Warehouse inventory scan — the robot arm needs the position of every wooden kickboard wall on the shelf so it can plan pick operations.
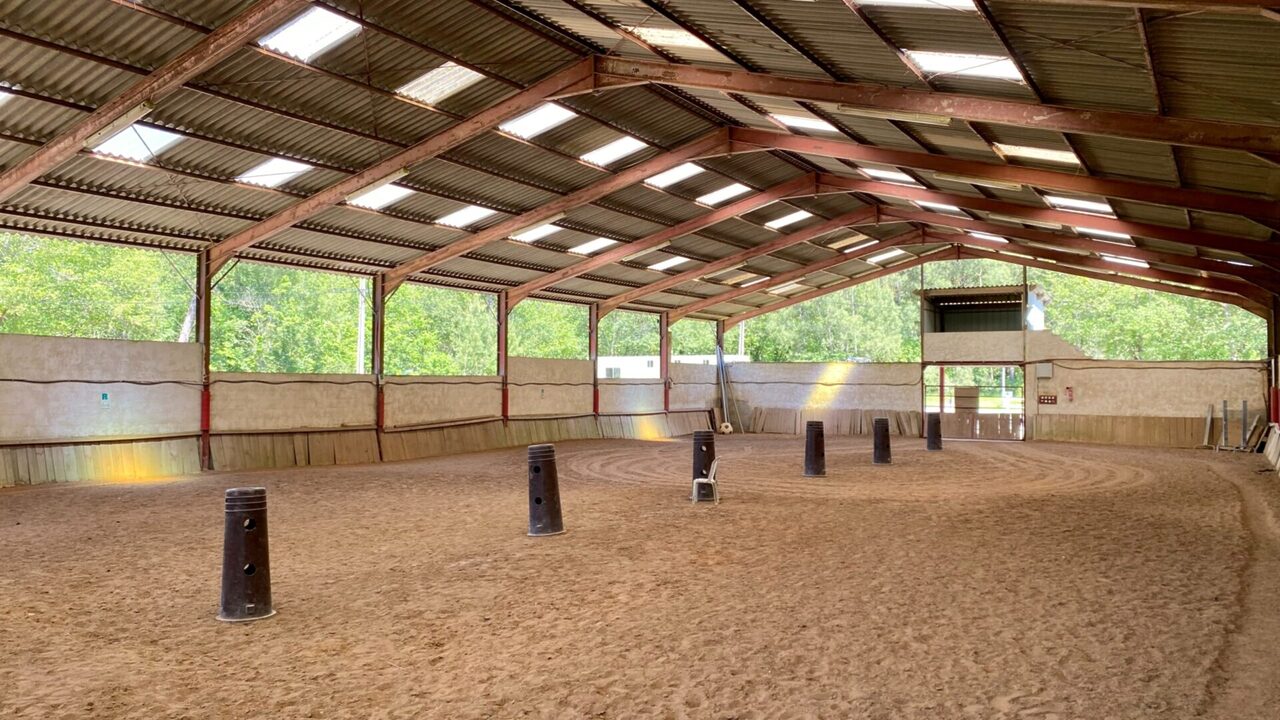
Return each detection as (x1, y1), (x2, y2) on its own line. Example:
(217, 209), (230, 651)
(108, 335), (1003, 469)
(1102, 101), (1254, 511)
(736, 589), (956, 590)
(210, 429), (380, 471)
(748, 408), (922, 437)
(1031, 414), (1251, 448)
(0, 436), (199, 486)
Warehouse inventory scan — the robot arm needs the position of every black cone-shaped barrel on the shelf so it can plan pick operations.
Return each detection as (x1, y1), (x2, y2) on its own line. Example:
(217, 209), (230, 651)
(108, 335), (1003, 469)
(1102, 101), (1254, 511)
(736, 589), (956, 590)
(527, 444), (564, 537)
(926, 412), (942, 451)
(218, 487), (275, 622)
(692, 430), (717, 501)
(804, 421), (826, 477)
(872, 417), (892, 465)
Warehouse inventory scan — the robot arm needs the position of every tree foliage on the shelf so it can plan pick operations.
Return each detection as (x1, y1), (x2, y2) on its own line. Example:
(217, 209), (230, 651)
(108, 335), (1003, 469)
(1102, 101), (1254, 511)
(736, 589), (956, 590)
(598, 309), (658, 356)
(672, 319), (716, 356)
(386, 284), (496, 375)
(509, 298), (587, 359)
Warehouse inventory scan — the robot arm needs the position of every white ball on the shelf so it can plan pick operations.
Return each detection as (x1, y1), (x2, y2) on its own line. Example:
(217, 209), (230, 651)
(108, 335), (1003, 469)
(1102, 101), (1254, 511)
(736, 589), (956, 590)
(718, 422), (735, 435)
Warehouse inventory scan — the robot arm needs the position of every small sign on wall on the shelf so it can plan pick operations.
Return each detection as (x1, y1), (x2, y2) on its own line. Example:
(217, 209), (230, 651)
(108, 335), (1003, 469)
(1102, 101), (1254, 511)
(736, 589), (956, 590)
(100, 392), (111, 409)
(1038, 394), (1057, 405)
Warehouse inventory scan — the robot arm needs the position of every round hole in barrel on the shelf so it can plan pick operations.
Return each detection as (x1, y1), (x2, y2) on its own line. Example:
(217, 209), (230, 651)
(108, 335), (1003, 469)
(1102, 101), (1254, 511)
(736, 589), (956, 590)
(242, 518), (256, 531)
(533, 465), (541, 474)
(243, 563), (256, 576)
(534, 497), (543, 505)
(700, 445), (707, 451)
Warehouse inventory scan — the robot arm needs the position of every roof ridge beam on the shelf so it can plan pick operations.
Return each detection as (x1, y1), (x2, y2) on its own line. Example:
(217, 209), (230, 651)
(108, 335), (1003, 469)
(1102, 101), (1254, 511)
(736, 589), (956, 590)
(506, 173), (817, 306)
(0, 0), (310, 205)
(590, 56), (1280, 156)
(380, 128), (731, 294)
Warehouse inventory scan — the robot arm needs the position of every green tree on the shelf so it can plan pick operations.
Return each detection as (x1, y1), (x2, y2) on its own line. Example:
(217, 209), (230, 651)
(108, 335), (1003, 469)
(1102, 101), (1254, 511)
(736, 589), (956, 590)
(508, 298), (588, 359)
(672, 319), (716, 356)
(385, 284), (496, 375)
(598, 310), (658, 356)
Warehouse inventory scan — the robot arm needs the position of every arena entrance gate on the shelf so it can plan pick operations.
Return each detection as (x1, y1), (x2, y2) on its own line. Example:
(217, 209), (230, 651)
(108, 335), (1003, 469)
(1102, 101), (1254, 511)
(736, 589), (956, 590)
(923, 364), (1025, 441)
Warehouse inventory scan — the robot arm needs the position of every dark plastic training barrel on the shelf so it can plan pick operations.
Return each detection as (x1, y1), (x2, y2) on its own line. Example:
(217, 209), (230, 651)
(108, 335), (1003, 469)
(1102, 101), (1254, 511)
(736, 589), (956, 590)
(872, 417), (892, 465)
(218, 487), (275, 622)
(527, 444), (565, 537)
(692, 430), (717, 501)
(926, 412), (942, 451)
(804, 420), (826, 477)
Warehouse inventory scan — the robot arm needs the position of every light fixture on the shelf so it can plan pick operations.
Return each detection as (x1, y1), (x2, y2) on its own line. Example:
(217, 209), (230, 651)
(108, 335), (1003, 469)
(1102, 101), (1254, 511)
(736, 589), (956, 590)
(843, 239), (880, 254)
(837, 105), (953, 127)
(988, 213), (1062, 230)
(770, 113), (837, 132)
(236, 157), (312, 188)
(867, 248), (907, 264)
(905, 51), (1023, 81)
(499, 103), (577, 139)
(861, 167), (920, 185)
(91, 124), (183, 162)
(259, 6), (360, 63)
(1046, 195), (1115, 216)
(967, 231), (1008, 244)
(511, 223), (561, 243)
(83, 102), (156, 147)
(581, 136), (647, 167)
(623, 26), (711, 50)
(569, 237), (618, 255)
(933, 173), (1023, 191)
(648, 256), (689, 271)
(397, 62), (485, 105)
(347, 183), (415, 210)
(992, 143), (1081, 166)
(765, 210), (813, 229)
(646, 162), (704, 189)
(436, 205), (498, 229)
(696, 183), (751, 206)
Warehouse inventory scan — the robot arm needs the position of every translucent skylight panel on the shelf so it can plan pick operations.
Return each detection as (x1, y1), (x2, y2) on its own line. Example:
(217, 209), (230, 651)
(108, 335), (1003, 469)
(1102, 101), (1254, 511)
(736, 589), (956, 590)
(740, 277), (769, 288)
(968, 231), (1008, 243)
(581, 136), (647, 167)
(397, 62), (485, 105)
(1102, 255), (1149, 269)
(917, 200), (964, 214)
(906, 51), (1022, 81)
(569, 237), (618, 255)
(697, 183), (751, 206)
(858, 0), (976, 8)
(770, 114), (837, 132)
(1046, 195), (1115, 216)
(769, 282), (805, 295)
(436, 205), (497, 228)
(237, 157), (312, 188)
(348, 183), (415, 210)
(993, 143), (1080, 166)
(0, 89), (12, 107)
(765, 210), (813, 229)
(91, 124), (183, 162)
(646, 163), (704, 188)
(512, 224), (561, 243)
(861, 167), (920, 185)
(843, 240), (880, 254)
(867, 248), (907, 264)
(624, 26), (711, 50)
(259, 7), (359, 63)
(647, 257), (689, 271)
(499, 103), (577, 139)
(1077, 227), (1132, 242)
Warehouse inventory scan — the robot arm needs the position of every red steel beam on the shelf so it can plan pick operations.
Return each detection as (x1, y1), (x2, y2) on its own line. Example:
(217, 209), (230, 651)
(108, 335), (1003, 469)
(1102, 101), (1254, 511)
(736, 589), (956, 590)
(381, 128), (731, 293)
(0, 0), (310, 204)
(730, 128), (1279, 222)
(600, 206), (879, 315)
(208, 57), (595, 272)
(817, 174), (1280, 259)
(670, 228), (923, 322)
(886, 208), (1280, 292)
(955, 247), (1268, 317)
(591, 56), (1280, 156)
(507, 174), (816, 305)
(945, 231), (1270, 306)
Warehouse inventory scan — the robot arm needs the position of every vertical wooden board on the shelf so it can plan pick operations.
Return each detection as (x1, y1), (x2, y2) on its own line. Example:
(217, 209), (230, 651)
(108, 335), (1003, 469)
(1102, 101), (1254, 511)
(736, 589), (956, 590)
(308, 432), (334, 466)
(0, 448), (12, 487)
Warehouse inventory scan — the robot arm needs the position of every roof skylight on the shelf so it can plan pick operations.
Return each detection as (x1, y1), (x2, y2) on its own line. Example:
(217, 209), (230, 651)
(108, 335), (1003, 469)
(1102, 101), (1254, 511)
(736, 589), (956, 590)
(1046, 195), (1115, 216)
(697, 183), (751, 206)
(91, 124), (183, 163)
(917, 200), (965, 215)
(512, 224), (561, 243)
(993, 143), (1081, 166)
(259, 7), (360, 63)
(397, 62), (484, 105)
(770, 282), (805, 295)
(436, 205), (497, 229)
(740, 277), (769, 288)
(236, 157), (312, 188)
(624, 26), (711, 50)
(1102, 255), (1149, 269)
(581, 136), (647, 167)
(867, 248), (907, 264)
(499, 103), (577, 139)
(906, 51), (1022, 81)
(646, 163), (704, 189)
(0, 89), (12, 107)
(1077, 227), (1133, 243)
(347, 183), (415, 210)
(770, 114), (837, 132)
(968, 231), (1008, 243)
(569, 237), (619, 255)
(765, 210), (813, 229)
(857, 0), (976, 8)
(843, 240), (880, 254)
(861, 167), (920, 185)
(647, 257), (689, 272)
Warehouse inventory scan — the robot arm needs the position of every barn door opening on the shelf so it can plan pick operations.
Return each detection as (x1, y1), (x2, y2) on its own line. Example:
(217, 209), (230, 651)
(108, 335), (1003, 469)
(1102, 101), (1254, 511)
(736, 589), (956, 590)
(923, 365), (1025, 440)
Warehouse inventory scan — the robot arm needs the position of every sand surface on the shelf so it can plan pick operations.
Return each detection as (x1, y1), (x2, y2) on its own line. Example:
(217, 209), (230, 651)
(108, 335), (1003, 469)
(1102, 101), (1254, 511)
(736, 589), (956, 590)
(2, 435), (1279, 719)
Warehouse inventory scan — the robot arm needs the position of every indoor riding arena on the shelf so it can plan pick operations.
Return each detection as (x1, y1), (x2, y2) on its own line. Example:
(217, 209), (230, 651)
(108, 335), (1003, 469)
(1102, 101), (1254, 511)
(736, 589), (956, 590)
(3, 1), (1280, 718)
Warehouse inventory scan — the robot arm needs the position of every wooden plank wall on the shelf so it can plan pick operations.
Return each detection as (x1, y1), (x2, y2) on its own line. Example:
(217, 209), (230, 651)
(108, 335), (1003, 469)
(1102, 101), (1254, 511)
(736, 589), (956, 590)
(1031, 413), (1251, 448)
(0, 437), (199, 486)
(748, 408), (922, 437)
(210, 430), (380, 471)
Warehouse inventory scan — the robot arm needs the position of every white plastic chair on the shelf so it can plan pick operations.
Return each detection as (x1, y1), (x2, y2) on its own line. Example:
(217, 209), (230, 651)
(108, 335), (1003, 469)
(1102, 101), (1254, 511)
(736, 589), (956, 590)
(691, 458), (720, 505)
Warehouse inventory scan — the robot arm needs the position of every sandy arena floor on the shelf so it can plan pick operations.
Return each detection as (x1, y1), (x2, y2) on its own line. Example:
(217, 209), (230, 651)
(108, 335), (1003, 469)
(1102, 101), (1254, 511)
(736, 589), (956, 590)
(3, 435), (1280, 719)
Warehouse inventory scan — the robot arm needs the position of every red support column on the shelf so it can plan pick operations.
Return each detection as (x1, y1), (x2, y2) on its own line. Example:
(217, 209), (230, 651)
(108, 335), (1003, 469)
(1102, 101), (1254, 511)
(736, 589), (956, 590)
(372, 275), (387, 454)
(660, 311), (671, 412)
(196, 250), (213, 471)
(589, 304), (600, 415)
(497, 291), (510, 423)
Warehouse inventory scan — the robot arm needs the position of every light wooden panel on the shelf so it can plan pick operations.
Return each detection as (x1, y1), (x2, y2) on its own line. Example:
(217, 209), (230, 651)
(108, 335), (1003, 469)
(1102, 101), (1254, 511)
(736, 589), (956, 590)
(0, 437), (199, 487)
